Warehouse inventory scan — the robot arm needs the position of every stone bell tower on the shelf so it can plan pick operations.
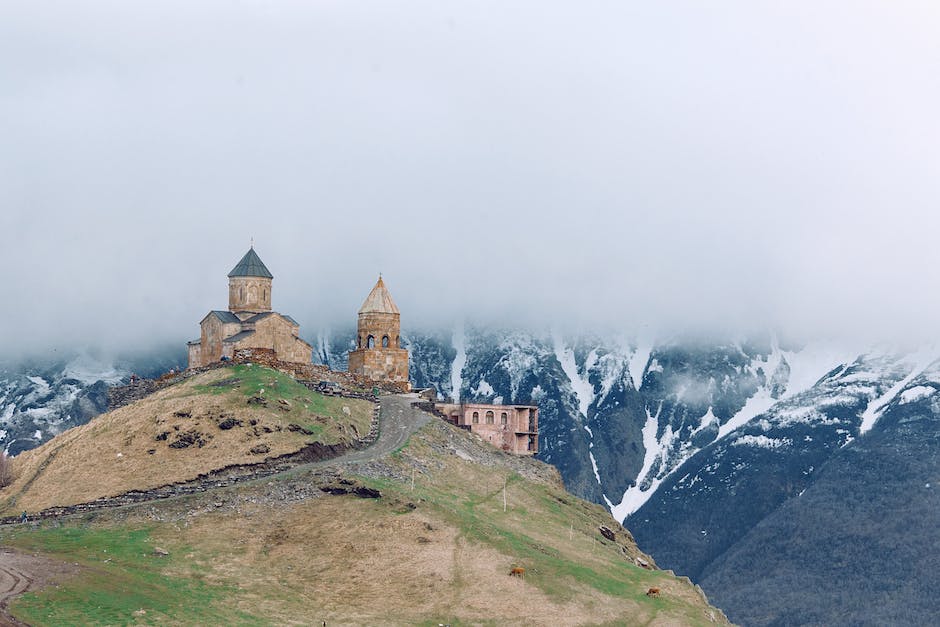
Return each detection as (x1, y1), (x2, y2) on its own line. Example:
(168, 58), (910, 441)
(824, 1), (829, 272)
(228, 247), (273, 317)
(348, 276), (410, 387)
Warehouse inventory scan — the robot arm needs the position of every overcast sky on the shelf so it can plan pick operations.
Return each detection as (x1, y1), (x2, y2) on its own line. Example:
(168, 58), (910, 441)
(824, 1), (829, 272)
(2, 2), (940, 355)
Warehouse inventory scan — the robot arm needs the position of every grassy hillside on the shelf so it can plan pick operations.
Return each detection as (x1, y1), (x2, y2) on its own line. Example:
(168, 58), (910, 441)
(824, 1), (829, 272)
(0, 365), (374, 514)
(0, 403), (728, 625)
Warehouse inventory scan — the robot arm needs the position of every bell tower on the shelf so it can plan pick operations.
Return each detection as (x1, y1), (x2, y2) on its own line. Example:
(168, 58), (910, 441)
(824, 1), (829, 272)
(227, 247), (273, 315)
(348, 276), (410, 388)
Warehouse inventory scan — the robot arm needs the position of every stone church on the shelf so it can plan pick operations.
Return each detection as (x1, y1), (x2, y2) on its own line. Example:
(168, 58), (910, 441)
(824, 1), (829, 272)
(348, 276), (410, 388)
(187, 248), (313, 369)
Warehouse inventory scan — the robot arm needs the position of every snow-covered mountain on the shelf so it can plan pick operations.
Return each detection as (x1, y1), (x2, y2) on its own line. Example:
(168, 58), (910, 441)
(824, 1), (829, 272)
(5, 328), (939, 624)
(0, 349), (184, 455)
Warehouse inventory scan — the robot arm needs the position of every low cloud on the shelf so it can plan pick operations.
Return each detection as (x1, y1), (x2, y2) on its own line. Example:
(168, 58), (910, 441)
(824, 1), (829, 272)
(3, 2), (940, 356)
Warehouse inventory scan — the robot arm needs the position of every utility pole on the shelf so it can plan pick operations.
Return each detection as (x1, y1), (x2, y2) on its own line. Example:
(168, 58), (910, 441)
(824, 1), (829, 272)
(503, 477), (507, 512)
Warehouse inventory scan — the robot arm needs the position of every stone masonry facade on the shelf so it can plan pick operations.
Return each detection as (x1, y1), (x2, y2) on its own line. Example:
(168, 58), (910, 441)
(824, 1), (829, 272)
(187, 248), (312, 369)
(348, 277), (410, 389)
(434, 402), (539, 455)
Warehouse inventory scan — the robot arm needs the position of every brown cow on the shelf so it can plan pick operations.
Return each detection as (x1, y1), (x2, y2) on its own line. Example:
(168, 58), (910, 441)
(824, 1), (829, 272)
(646, 587), (661, 598)
(509, 567), (525, 578)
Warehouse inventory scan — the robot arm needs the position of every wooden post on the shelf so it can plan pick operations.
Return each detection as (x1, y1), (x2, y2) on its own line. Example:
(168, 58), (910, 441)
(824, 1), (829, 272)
(503, 477), (507, 512)
(411, 467), (415, 491)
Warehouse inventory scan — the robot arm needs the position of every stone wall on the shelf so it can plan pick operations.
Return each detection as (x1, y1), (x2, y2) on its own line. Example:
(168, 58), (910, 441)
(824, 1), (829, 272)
(232, 348), (409, 393)
(348, 347), (410, 386)
(228, 276), (272, 313)
(233, 315), (312, 365)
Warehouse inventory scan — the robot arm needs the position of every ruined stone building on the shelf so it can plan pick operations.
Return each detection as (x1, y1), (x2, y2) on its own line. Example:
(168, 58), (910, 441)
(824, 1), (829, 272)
(434, 402), (539, 455)
(348, 276), (410, 388)
(187, 248), (312, 369)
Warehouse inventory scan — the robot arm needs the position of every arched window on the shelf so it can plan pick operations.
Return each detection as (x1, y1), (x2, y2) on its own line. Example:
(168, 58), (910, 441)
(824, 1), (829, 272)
(485, 410), (494, 424)
(395, 335), (400, 347)
(382, 335), (390, 348)
(263, 289), (267, 301)
(472, 411), (479, 424)
(501, 412), (508, 424)
(240, 287), (245, 301)
(367, 335), (375, 349)
(357, 335), (363, 349)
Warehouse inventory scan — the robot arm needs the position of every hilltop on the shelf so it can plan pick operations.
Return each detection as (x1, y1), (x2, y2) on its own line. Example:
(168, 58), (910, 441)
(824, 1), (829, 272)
(0, 365), (728, 625)
(1, 364), (376, 514)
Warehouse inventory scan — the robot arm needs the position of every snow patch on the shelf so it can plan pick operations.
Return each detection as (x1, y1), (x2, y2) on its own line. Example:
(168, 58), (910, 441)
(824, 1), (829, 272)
(899, 385), (935, 404)
(588, 452), (602, 484)
(733, 434), (791, 449)
(450, 323), (467, 402)
(26, 376), (50, 395)
(552, 332), (595, 418)
(472, 379), (495, 397)
(609, 406), (672, 521)
(861, 347), (938, 434)
(628, 340), (653, 391)
(33, 430), (42, 440)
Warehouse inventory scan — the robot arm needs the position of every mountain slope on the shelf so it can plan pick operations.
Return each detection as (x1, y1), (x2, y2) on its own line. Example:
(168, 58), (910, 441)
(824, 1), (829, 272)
(0, 376), (729, 626)
(696, 362), (940, 626)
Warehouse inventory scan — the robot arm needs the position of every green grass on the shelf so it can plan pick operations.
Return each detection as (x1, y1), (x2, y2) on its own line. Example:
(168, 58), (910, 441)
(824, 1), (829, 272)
(1, 524), (265, 626)
(191, 364), (305, 401)
(189, 364), (373, 440)
(354, 432), (718, 626)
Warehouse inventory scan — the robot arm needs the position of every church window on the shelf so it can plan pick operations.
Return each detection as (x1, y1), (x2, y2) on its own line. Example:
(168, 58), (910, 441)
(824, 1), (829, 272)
(367, 335), (375, 349)
(501, 412), (508, 424)
(485, 410), (494, 424)
(472, 411), (479, 424)
(382, 335), (390, 348)
(394, 335), (400, 347)
(358, 335), (363, 349)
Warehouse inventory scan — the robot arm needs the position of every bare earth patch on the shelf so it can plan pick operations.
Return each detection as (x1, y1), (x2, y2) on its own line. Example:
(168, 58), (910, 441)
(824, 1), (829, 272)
(0, 548), (80, 626)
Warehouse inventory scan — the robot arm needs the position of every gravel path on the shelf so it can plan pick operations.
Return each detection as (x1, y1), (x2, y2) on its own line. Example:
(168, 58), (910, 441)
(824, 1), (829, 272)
(330, 394), (431, 465)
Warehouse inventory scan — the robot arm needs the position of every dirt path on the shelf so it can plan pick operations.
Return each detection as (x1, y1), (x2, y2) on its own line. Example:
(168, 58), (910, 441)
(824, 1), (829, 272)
(328, 394), (432, 465)
(0, 550), (80, 626)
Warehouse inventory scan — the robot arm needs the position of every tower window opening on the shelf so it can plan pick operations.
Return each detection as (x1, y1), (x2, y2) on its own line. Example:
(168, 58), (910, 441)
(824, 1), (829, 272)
(472, 411), (479, 424)
(382, 335), (390, 348)
(501, 412), (508, 424)
(367, 335), (375, 349)
(485, 410), (494, 424)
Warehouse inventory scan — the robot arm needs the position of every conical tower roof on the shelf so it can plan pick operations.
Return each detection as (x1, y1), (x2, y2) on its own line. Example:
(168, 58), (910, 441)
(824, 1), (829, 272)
(228, 247), (273, 279)
(359, 276), (400, 314)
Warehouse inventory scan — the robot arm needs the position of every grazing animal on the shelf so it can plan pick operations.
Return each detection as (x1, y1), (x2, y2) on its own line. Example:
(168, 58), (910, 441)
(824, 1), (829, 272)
(646, 587), (661, 598)
(509, 567), (526, 578)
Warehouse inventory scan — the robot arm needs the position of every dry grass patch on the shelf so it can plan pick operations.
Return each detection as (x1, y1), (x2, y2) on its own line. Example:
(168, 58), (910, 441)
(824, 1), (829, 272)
(0, 365), (373, 514)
